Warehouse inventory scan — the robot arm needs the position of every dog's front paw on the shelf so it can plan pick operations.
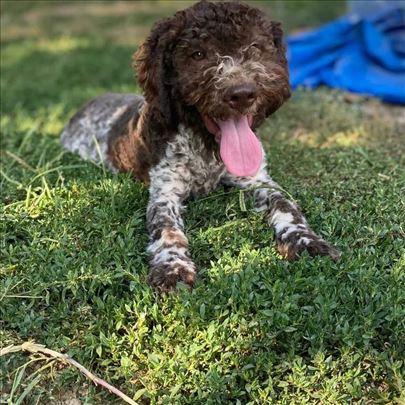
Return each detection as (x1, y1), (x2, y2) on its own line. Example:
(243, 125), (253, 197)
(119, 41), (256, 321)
(277, 230), (340, 262)
(148, 261), (196, 293)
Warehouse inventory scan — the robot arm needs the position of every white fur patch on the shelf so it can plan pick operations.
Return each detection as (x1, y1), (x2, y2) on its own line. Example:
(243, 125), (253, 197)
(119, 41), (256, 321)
(299, 237), (312, 246)
(272, 211), (295, 234)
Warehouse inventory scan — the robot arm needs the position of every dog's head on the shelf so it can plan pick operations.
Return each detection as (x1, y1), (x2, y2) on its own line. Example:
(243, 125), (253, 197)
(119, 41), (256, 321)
(134, 1), (291, 175)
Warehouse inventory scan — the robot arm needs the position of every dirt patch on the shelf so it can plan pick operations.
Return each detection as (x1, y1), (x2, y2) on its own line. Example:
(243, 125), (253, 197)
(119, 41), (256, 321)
(51, 391), (82, 405)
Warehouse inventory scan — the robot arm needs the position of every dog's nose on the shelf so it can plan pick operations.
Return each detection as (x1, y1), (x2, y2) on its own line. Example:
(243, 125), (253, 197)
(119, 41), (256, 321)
(224, 84), (257, 110)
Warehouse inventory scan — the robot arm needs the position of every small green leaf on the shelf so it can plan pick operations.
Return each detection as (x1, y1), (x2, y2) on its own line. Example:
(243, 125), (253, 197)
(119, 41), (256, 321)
(134, 388), (147, 400)
(148, 353), (160, 364)
(200, 303), (206, 318)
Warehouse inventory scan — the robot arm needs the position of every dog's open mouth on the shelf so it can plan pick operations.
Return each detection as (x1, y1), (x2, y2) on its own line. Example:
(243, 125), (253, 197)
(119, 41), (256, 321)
(203, 114), (262, 177)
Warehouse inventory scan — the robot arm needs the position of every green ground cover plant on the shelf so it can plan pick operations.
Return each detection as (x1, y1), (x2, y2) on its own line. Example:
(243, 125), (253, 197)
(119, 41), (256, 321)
(1, 1), (404, 403)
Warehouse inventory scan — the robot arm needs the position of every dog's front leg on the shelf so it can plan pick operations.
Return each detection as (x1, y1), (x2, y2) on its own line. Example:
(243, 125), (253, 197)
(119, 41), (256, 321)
(222, 164), (340, 261)
(146, 169), (195, 292)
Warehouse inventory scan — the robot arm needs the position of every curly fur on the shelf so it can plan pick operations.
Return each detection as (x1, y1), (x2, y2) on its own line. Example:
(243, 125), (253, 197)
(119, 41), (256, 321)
(61, 1), (339, 292)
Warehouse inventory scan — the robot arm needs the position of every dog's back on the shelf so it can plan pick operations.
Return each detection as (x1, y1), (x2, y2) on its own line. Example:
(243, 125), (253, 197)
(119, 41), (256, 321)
(61, 93), (144, 172)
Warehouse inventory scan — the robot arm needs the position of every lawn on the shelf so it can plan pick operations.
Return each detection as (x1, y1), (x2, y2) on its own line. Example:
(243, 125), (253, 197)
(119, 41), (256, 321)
(1, 1), (404, 404)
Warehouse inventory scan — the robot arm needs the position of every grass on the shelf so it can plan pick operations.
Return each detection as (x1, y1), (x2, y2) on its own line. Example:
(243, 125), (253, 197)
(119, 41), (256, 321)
(1, 1), (405, 404)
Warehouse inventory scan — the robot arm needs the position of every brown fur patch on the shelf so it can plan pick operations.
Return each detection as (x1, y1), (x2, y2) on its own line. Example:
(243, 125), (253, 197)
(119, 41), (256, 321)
(277, 237), (340, 262)
(148, 263), (196, 293)
(161, 227), (189, 248)
(107, 104), (152, 183)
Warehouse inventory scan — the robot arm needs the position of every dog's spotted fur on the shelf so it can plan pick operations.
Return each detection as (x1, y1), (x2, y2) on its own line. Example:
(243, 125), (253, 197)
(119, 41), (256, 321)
(61, 1), (339, 292)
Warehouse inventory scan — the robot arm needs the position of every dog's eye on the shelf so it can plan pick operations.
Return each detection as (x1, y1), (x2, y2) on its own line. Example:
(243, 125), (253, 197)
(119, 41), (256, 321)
(251, 43), (261, 50)
(191, 51), (205, 61)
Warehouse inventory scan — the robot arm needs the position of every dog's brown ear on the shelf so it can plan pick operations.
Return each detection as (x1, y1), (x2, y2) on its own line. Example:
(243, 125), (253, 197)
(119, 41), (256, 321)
(133, 12), (185, 129)
(263, 19), (291, 115)
(270, 21), (288, 66)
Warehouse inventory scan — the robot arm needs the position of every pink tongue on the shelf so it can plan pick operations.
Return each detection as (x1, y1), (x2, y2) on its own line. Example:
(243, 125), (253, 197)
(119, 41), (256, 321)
(218, 115), (263, 177)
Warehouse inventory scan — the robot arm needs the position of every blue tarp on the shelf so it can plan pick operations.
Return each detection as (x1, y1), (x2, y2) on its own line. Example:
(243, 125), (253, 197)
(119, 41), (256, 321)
(287, 5), (405, 104)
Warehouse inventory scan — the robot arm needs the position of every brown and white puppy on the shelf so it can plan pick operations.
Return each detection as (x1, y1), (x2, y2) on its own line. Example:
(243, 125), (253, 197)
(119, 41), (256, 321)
(61, 1), (339, 292)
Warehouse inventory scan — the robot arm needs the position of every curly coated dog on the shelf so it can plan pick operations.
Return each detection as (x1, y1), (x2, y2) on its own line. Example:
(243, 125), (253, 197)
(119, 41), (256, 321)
(61, 1), (339, 292)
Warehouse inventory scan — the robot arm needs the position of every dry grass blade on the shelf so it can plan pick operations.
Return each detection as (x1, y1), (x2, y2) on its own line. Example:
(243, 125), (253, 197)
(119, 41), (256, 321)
(5, 150), (36, 171)
(1, 342), (140, 405)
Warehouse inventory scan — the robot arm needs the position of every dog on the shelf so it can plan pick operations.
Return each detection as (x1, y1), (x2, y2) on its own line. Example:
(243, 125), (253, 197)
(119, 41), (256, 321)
(61, 1), (339, 292)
